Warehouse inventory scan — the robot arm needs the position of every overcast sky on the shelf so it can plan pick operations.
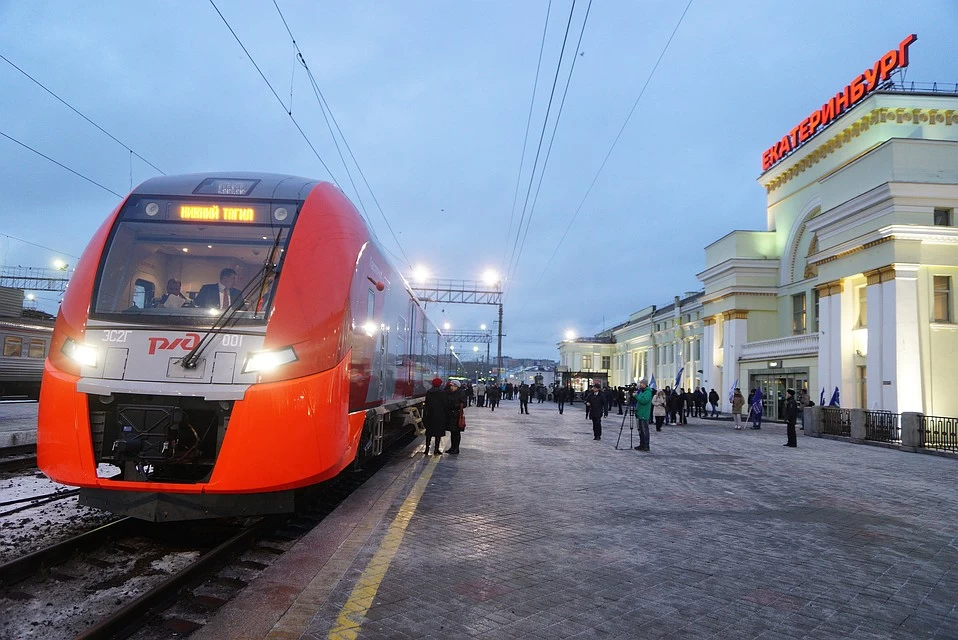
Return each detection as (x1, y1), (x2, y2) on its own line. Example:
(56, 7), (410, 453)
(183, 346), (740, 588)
(1, 1), (955, 359)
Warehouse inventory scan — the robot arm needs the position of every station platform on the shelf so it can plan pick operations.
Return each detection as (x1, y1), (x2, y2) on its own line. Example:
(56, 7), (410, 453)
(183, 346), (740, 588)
(0, 401), (38, 448)
(192, 399), (957, 639)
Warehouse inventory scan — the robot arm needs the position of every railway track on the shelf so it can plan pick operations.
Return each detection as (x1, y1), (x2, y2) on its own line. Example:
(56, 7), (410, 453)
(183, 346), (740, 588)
(0, 444), (37, 472)
(0, 434), (411, 639)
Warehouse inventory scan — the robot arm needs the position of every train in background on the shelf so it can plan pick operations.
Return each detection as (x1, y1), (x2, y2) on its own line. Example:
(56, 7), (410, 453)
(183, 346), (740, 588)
(0, 315), (54, 400)
(38, 173), (448, 521)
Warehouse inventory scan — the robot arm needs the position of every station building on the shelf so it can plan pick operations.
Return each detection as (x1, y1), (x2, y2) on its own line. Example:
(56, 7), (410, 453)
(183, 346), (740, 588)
(560, 37), (958, 419)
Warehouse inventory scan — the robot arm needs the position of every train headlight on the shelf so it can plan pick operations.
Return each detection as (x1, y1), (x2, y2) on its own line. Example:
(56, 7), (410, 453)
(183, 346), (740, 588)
(62, 338), (98, 368)
(242, 346), (298, 374)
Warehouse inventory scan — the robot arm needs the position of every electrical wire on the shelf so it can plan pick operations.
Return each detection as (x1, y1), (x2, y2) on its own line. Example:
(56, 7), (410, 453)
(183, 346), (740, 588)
(0, 52), (166, 176)
(524, 0), (694, 299)
(502, 0), (553, 269)
(272, 0), (412, 268)
(509, 0), (592, 284)
(505, 0), (579, 283)
(0, 129), (123, 198)
(208, 0), (339, 185)
(0, 234), (80, 259)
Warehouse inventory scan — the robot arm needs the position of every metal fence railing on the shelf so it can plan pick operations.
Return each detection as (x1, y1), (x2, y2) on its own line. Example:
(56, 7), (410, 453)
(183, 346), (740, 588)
(864, 410), (901, 444)
(920, 415), (958, 454)
(822, 408), (851, 437)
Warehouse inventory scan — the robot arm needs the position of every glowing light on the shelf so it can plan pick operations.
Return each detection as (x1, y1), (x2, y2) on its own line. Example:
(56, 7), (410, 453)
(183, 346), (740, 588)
(565, 329), (576, 341)
(413, 265), (429, 283)
(473, 346), (479, 352)
(482, 269), (499, 285)
(480, 324), (487, 330)
(182, 247), (189, 252)
(363, 321), (377, 337)
(443, 322), (451, 331)
(52, 259), (67, 270)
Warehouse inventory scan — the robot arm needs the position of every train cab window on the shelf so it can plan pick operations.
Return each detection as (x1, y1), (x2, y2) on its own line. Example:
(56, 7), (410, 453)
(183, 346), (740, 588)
(28, 339), (46, 358)
(3, 336), (23, 357)
(91, 198), (298, 326)
(367, 289), (375, 321)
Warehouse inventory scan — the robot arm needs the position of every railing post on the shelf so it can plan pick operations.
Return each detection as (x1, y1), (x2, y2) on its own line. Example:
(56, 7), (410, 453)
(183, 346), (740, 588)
(850, 409), (866, 443)
(900, 412), (922, 452)
(804, 406), (822, 437)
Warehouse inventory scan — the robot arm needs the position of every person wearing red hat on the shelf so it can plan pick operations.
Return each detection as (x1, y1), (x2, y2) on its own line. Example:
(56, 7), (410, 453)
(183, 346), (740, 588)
(422, 377), (448, 455)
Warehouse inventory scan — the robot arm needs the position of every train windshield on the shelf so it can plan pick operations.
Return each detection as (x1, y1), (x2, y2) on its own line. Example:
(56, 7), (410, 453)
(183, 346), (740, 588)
(91, 197), (299, 326)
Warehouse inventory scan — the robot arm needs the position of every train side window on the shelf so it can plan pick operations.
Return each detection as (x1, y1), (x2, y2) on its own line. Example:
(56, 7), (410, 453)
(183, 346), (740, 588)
(28, 339), (46, 358)
(3, 336), (23, 357)
(133, 279), (156, 309)
(366, 288), (375, 321)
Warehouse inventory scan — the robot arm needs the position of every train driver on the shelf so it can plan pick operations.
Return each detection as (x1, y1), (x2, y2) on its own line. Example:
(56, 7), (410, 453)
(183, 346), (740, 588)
(154, 278), (188, 308)
(194, 268), (244, 310)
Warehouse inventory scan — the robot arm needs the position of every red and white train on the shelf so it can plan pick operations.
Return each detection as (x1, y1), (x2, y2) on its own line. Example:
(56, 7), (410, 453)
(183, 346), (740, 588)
(39, 173), (445, 520)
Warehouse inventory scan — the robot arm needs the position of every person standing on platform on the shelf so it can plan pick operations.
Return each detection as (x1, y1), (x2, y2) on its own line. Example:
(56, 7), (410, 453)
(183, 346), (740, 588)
(518, 381), (531, 414)
(422, 378), (448, 455)
(652, 388), (667, 432)
(708, 388), (720, 417)
(633, 378), (653, 451)
(784, 389), (799, 447)
(616, 387), (626, 415)
(567, 385), (575, 406)
(475, 381), (486, 408)
(445, 380), (465, 454)
(487, 383), (500, 411)
(556, 385), (566, 415)
(732, 388), (745, 430)
(586, 383), (603, 440)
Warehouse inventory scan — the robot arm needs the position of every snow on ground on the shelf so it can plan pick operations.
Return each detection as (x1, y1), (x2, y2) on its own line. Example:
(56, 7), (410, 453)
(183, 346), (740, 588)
(0, 470), (114, 563)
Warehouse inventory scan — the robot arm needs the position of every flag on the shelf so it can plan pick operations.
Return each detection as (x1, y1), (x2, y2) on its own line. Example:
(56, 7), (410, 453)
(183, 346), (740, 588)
(829, 386), (840, 407)
(749, 387), (764, 425)
(672, 367), (684, 395)
(820, 387), (825, 407)
(728, 377), (739, 404)
(649, 374), (656, 389)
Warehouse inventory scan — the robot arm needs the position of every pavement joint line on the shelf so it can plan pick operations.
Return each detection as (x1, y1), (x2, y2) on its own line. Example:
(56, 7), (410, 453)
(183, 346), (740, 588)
(321, 454), (440, 640)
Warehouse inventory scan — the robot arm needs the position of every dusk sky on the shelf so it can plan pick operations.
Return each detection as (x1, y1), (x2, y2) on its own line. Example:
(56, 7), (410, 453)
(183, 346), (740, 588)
(1, 1), (955, 360)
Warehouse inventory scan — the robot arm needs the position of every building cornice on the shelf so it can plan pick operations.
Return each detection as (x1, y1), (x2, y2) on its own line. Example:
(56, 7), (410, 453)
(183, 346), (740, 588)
(809, 224), (958, 267)
(760, 106), (958, 193)
(697, 258), (780, 284)
(700, 288), (779, 305)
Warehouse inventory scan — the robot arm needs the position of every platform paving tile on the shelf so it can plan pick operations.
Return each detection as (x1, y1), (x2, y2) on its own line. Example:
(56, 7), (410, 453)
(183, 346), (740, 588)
(293, 402), (958, 639)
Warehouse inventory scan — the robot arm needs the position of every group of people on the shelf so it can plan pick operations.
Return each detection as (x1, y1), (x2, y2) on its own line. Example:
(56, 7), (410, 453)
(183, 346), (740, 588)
(151, 268), (246, 310)
(421, 378), (467, 455)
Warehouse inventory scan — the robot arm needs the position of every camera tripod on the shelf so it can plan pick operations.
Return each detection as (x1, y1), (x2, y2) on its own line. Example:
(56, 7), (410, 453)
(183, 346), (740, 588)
(614, 405), (635, 450)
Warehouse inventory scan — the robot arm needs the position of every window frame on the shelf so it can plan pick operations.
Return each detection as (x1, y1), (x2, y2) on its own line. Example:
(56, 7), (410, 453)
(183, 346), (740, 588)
(601, 355), (611, 370)
(933, 275), (952, 323)
(792, 292), (807, 335)
(933, 208), (952, 226)
(3, 336), (23, 357)
(28, 339), (46, 358)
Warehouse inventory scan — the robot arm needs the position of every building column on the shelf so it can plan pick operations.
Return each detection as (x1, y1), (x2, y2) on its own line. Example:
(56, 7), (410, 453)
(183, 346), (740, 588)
(625, 351), (634, 386)
(838, 281), (856, 408)
(865, 270), (884, 410)
(702, 317), (716, 392)
(882, 265), (922, 412)
(723, 310), (748, 397)
(816, 283), (833, 403)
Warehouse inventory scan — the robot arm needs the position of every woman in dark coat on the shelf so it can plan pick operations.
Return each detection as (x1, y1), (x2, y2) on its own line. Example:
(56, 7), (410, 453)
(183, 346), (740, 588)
(445, 380), (466, 454)
(422, 377), (449, 455)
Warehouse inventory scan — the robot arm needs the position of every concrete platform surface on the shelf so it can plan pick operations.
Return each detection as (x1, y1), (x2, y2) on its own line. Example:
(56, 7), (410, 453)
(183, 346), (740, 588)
(199, 398), (958, 639)
(0, 401), (38, 448)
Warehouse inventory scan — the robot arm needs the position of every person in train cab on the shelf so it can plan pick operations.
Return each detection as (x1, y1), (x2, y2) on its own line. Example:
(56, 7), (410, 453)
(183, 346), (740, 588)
(585, 383), (603, 440)
(518, 381), (530, 414)
(445, 380), (466, 454)
(422, 377), (449, 455)
(154, 278), (187, 308)
(194, 267), (244, 310)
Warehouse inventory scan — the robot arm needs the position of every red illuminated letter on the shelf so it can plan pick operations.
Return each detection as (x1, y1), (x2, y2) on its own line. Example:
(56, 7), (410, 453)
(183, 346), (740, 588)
(878, 50), (899, 82)
(849, 74), (867, 103)
(898, 34), (917, 68)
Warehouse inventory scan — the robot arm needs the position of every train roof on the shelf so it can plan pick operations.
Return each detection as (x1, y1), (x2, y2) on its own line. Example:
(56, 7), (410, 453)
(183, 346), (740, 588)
(132, 172), (323, 201)
(0, 317), (54, 333)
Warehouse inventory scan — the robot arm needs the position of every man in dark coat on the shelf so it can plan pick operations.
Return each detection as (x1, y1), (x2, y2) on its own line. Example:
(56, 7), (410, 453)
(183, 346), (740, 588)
(422, 377), (449, 455)
(585, 383), (603, 440)
(446, 380), (466, 454)
(784, 388), (799, 448)
(556, 385), (565, 415)
(518, 382), (530, 414)
(194, 267), (244, 310)
(708, 388), (720, 416)
(487, 383), (501, 411)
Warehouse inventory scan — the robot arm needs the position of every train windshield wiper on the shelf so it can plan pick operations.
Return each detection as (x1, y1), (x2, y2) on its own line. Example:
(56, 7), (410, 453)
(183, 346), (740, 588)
(180, 231), (284, 370)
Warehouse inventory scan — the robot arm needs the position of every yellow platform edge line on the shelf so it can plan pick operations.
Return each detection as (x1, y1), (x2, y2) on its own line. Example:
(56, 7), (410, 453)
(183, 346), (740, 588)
(323, 455), (439, 639)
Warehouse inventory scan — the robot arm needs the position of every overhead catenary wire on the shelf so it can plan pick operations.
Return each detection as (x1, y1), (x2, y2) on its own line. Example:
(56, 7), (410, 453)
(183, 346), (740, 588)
(0, 129), (123, 198)
(502, 0), (553, 270)
(0, 52), (166, 176)
(208, 0), (340, 187)
(0, 234), (80, 260)
(509, 0), (592, 286)
(272, 0), (412, 269)
(524, 0), (694, 301)
(505, 0), (580, 285)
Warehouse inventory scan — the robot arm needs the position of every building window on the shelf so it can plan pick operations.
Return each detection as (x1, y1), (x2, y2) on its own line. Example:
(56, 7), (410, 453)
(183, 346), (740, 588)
(813, 289), (820, 333)
(856, 286), (867, 328)
(934, 276), (952, 322)
(934, 208), (952, 226)
(601, 356), (611, 370)
(583, 355), (593, 369)
(792, 293), (806, 335)
(28, 339), (46, 358)
(694, 339), (701, 360)
(3, 336), (23, 357)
